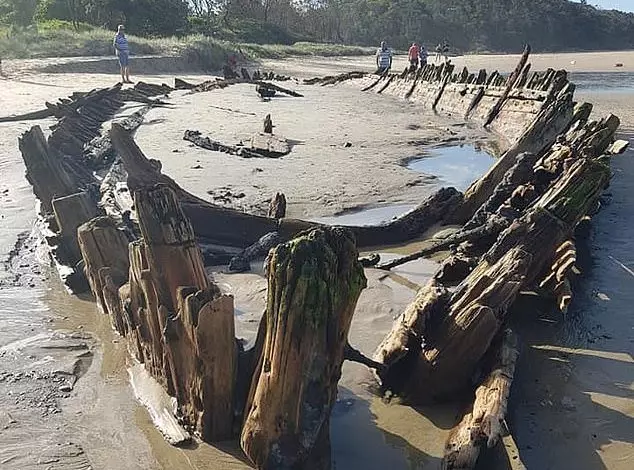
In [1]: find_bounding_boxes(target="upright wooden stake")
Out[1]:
[241,227,366,470]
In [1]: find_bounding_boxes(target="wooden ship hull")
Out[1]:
[11,48,629,469]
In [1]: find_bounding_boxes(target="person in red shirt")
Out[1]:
[408,42,420,71]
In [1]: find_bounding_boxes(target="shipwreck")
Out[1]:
[8,45,629,469]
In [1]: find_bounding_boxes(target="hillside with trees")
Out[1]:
[1,0,634,52]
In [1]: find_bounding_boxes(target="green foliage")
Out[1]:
[3,0,634,53]
[1,0,38,26]
[0,21,373,62]
[296,0,634,52]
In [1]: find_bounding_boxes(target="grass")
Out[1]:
[0,21,374,70]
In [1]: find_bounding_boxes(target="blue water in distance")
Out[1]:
[570,72,634,93]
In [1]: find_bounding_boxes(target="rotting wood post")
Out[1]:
[52,191,98,263]
[123,184,236,441]
[241,227,367,470]
[19,125,79,213]
[78,216,132,334]
[267,192,286,219]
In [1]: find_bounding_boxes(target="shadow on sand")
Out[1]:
[507,136,634,470]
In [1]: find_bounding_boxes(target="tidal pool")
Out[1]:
[406,145,495,191]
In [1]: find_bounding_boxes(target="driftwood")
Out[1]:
[463,152,539,230]
[78,216,132,333]
[19,126,96,213]
[304,71,366,86]
[228,231,281,273]
[483,45,531,127]
[175,76,303,97]
[183,129,290,159]
[443,329,519,470]
[448,85,579,224]
[241,227,366,470]
[376,215,507,270]
[537,239,577,313]
[84,106,153,168]
[52,191,99,263]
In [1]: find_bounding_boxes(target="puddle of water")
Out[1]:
[570,72,634,94]
[407,145,495,192]
[311,204,417,227]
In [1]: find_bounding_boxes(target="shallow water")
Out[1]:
[406,145,495,191]
[311,204,418,226]
[570,72,634,93]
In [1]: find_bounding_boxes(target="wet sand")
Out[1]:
[0,51,632,469]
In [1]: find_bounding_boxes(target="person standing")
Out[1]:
[419,45,428,67]
[113,25,132,84]
[442,40,450,63]
[376,41,393,74]
[408,42,420,71]
[435,43,443,63]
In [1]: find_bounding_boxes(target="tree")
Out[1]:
[1,0,38,26]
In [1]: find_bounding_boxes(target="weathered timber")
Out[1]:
[52,191,99,263]
[174,77,196,90]
[433,254,479,285]
[263,114,273,133]
[228,232,281,273]
[442,329,519,470]
[378,158,611,403]
[376,215,507,270]
[84,106,153,168]
[304,71,366,86]
[463,152,539,230]
[255,81,303,97]
[326,187,463,248]
[78,216,132,334]
[267,192,286,219]
[483,45,530,127]
[537,239,577,313]
[183,129,290,159]
[19,125,95,213]
[344,343,385,372]
[241,227,366,470]
[447,84,578,224]
[250,133,290,157]
[373,280,450,389]
[176,76,303,97]
[0,107,55,123]
[120,185,236,441]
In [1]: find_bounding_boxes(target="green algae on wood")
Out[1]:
[241,227,366,470]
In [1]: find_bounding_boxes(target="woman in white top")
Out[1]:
[376,41,393,74]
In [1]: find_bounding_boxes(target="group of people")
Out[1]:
[375,40,450,74]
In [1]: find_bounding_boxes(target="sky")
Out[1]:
[590,0,634,12]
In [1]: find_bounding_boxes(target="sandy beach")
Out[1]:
[0,50,632,470]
